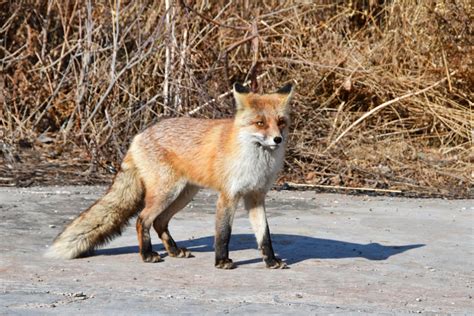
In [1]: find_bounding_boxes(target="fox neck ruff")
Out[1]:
[224,132,285,197]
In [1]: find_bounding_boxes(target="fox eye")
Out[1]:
[255,121,264,127]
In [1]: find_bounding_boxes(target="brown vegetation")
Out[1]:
[1,0,472,197]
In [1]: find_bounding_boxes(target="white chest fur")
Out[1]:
[225,141,285,196]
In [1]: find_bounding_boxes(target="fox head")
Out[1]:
[233,82,295,150]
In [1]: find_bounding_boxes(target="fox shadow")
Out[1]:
[95,234,424,265]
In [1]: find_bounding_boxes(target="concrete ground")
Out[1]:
[0,186,472,315]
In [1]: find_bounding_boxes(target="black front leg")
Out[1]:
[214,194,238,269]
[244,192,287,269]
[260,225,287,269]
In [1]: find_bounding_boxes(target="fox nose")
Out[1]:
[273,136,282,144]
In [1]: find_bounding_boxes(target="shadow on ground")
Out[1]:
[95,234,424,265]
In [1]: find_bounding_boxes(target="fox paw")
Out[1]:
[265,257,288,269]
[169,247,193,258]
[141,251,162,263]
[215,258,235,269]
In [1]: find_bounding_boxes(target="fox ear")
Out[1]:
[233,82,250,111]
[234,82,250,94]
[275,82,295,110]
[276,83,293,94]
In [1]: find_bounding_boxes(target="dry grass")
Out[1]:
[0,0,472,197]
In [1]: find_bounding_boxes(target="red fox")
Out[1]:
[46,82,294,269]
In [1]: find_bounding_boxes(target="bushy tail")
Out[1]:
[45,154,144,259]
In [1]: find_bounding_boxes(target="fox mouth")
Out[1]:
[241,132,281,150]
[256,142,279,150]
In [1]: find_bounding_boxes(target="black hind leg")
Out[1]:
[153,184,199,258]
